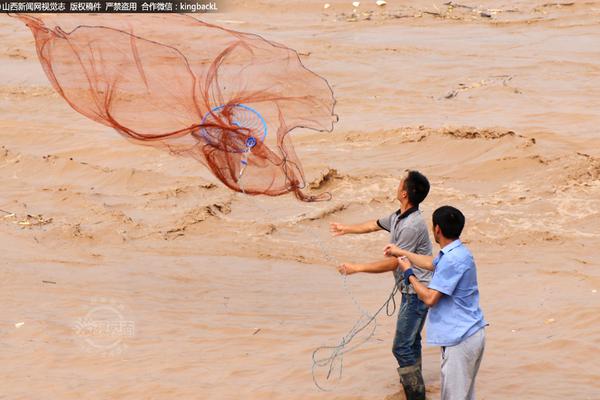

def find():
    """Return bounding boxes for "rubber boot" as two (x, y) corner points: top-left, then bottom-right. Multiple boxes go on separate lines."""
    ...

(397, 364), (426, 400)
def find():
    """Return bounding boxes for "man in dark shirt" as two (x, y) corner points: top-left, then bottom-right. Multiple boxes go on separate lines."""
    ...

(330, 170), (432, 400)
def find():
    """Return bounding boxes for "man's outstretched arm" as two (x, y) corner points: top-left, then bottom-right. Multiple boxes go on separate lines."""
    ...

(383, 244), (435, 271)
(330, 220), (381, 236)
(407, 275), (443, 307)
(337, 256), (398, 275)
(397, 257), (443, 307)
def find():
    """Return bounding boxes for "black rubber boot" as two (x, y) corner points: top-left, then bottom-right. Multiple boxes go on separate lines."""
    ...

(397, 364), (426, 400)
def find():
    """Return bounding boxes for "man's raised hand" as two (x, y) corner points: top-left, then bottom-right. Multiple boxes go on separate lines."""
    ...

(383, 244), (405, 257)
(330, 222), (347, 237)
(337, 262), (358, 275)
(397, 256), (411, 272)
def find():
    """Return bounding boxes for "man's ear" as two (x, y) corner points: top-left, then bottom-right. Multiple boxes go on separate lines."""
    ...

(400, 187), (408, 200)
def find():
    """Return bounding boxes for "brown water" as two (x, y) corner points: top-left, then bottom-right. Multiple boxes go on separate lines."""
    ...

(1, 1), (600, 399)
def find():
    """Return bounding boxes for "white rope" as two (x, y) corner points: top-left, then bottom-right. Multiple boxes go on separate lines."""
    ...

(235, 144), (402, 391)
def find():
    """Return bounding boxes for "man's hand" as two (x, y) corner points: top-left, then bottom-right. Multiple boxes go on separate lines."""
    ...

(383, 244), (406, 257)
(337, 263), (360, 275)
(397, 256), (411, 272)
(330, 222), (348, 237)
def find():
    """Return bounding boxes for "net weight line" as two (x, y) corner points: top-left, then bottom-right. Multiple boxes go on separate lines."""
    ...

(231, 134), (403, 392)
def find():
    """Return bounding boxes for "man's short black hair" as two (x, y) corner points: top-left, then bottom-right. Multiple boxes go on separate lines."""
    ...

(432, 206), (465, 239)
(403, 170), (430, 206)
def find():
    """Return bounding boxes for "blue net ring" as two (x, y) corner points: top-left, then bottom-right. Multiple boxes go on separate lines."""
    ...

(246, 136), (257, 148)
(200, 104), (267, 153)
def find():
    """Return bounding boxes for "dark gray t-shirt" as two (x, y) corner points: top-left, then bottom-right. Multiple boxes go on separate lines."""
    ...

(377, 208), (433, 293)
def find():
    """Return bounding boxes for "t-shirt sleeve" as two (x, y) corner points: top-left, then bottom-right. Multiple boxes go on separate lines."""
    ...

(428, 257), (465, 296)
(377, 213), (393, 232)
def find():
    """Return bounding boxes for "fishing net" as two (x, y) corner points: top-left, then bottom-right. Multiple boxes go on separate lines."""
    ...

(12, 13), (338, 201)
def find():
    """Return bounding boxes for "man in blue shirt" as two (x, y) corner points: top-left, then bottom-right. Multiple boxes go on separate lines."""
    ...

(384, 206), (487, 400)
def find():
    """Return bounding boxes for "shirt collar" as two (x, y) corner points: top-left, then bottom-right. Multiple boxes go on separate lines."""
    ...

(440, 239), (462, 255)
(396, 206), (419, 220)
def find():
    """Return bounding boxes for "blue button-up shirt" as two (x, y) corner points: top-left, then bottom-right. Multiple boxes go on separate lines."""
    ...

(426, 239), (487, 347)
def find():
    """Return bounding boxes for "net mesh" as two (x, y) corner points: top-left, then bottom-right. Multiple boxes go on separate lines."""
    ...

(13, 13), (338, 201)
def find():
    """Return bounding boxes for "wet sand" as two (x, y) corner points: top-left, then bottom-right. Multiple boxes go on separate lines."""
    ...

(1, 1), (600, 399)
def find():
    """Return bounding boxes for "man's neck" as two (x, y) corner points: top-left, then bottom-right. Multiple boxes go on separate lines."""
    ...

(400, 202), (415, 214)
(439, 237), (457, 249)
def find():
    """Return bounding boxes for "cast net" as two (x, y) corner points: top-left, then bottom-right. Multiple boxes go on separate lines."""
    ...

(12, 13), (337, 201)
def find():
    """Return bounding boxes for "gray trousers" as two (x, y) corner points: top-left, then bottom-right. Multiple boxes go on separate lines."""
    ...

(440, 328), (485, 400)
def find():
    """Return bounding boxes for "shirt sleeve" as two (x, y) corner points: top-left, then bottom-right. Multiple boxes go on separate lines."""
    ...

(428, 257), (465, 296)
(377, 213), (393, 232)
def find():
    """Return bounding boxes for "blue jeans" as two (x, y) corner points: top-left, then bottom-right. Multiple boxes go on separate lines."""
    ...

(392, 293), (429, 368)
